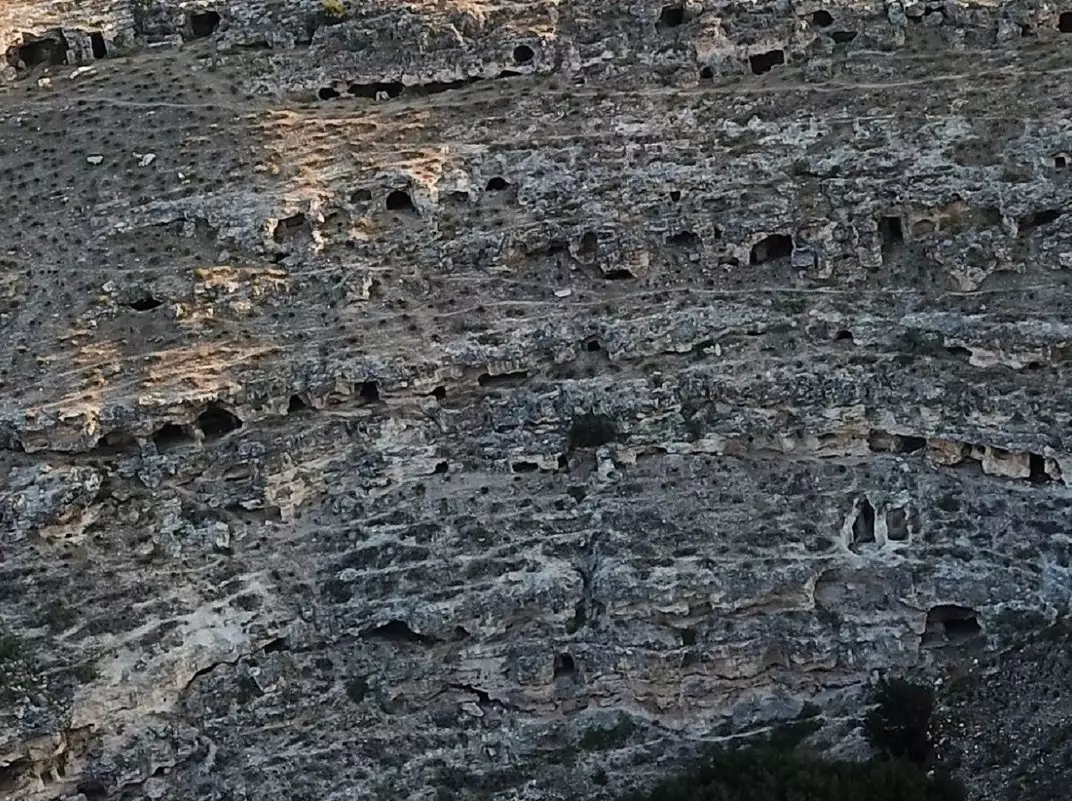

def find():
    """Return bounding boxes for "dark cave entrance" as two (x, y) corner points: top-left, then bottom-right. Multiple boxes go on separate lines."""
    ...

(922, 605), (983, 647)
(189, 10), (221, 38)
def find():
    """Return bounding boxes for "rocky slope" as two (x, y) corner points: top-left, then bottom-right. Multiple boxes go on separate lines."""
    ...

(3, 1), (1072, 799)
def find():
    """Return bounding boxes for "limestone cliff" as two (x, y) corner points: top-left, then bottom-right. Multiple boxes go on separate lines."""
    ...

(2, 1), (1071, 799)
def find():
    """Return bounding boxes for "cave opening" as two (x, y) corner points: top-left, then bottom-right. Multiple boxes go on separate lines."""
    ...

(386, 190), (415, 212)
(749, 49), (785, 75)
(812, 10), (834, 26)
(922, 605), (982, 646)
(879, 216), (904, 252)
(153, 423), (191, 453)
(658, 6), (686, 28)
(553, 652), (577, 678)
(348, 81), (404, 99)
(16, 35), (68, 69)
(749, 233), (793, 264)
(512, 44), (535, 64)
(189, 10), (221, 38)
(197, 404), (243, 439)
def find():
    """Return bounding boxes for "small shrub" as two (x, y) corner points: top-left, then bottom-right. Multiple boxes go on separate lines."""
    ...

(568, 413), (619, 450)
(346, 676), (369, 703)
(622, 743), (964, 801)
(323, 0), (347, 17)
(863, 677), (935, 764)
(44, 600), (77, 633)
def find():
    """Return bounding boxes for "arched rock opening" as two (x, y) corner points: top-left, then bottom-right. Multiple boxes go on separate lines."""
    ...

(189, 10), (221, 39)
(386, 190), (415, 212)
(197, 404), (243, 439)
(512, 44), (534, 64)
(922, 605), (982, 647)
(749, 49), (784, 75)
(750, 233), (793, 264)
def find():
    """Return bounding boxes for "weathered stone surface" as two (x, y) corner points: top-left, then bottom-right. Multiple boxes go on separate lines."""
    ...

(2, 1), (1072, 799)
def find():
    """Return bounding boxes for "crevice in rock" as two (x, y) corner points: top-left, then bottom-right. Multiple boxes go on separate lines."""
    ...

(359, 620), (438, 646)
(1018, 208), (1062, 231)
(477, 370), (528, 388)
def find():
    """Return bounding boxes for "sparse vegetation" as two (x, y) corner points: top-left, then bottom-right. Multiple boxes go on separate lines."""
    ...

(345, 676), (370, 703)
(323, 0), (347, 18)
(606, 681), (963, 801)
(568, 413), (619, 450)
(43, 600), (77, 633)
(620, 743), (965, 801)
(863, 677), (935, 764)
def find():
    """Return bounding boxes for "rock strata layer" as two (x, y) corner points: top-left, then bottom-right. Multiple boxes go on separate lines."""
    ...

(3, 1), (1072, 799)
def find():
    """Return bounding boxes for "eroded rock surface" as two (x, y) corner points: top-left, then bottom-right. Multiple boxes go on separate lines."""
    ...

(2, 1), (1072, 799)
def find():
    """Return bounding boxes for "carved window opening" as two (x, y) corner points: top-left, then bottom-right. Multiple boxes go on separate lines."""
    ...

(359, 381), (381, 402)
(749, 49), (784, 75)
(879, 216), (904, 253)
(886, 507), (909, 541)
(1030, 453), (1052, 483)
(287, 394), (308, 414)
(512, 44), (534, 64)
(318, 86), (340, 100)
(90, 32), (107, 59)
(830, 30), (857, 43)
(852, 497), (876, 545)
(1060, 12), (1072, 32)
(485, 176), (509, 192)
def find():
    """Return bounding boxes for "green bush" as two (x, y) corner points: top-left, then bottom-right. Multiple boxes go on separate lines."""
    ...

(621, 744), (964, 801)
(568, 413), (619, 449)
(863, 678), (935, 764)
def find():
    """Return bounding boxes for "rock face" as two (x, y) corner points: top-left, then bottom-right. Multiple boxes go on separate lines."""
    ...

(2, 1), (1072, 799)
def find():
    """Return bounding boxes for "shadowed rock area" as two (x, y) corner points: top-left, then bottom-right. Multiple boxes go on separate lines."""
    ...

(2, 0), (1072, 799)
